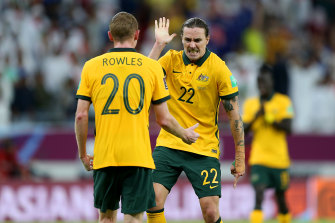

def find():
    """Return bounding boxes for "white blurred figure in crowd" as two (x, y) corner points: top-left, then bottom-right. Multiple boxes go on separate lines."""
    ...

(17, 4), (49, 76)
(0, 56), (15, 130)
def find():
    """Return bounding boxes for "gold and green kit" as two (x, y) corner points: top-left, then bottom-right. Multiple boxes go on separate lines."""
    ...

(243, 93), (294, 168)
(156, 49), (239, 159)
(76, 48), (170, 169)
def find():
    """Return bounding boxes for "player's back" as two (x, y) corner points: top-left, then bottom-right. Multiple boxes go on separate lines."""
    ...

(77, 48), (169, 169)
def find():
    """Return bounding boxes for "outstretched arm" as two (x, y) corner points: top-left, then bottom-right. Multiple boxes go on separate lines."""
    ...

(223, 96), (245, 187)
(153, 101), (199, 144)
(148, 17), (177, 60)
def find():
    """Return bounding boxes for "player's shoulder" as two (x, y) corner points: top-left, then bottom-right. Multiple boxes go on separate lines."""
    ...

(84, 53), (108, 66)
(273, 93), (292, 103)
(162, 49), (183, 58)
(166, 49), (182, 55)
(205, 51), (228, 73)
(139, 53), (162, 67)
(208, 50), (225, 63)
(244, 97), (259, 106)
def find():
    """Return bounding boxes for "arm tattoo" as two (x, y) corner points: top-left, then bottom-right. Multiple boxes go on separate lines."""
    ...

(223, 100), (234, 112)
(224, 96), (238, 112)
(234, 120), (239, 131)
(237, 140), (245, 146)
(231, 96), (237, 102)
(234, 116), (244, 132)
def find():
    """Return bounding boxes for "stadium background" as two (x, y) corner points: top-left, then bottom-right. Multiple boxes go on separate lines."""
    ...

(0, 0), (334, 222)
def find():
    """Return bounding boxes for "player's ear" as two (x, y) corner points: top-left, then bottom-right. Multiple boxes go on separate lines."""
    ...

(181, 34), (185, 44)
(206, 35), (210, 44)
(134, 30), (140, 40)
(108, 31), (114, 41)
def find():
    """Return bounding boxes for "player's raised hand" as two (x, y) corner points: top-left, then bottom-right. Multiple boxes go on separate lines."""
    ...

(182, 123), (200, 145)
(154, 17), (177, 45)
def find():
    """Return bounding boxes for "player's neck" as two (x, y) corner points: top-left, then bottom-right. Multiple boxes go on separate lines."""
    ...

(113, 40), (137, 49)
(260, 91), (274, 101)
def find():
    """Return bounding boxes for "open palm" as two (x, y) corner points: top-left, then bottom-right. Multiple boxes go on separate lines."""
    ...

(155, 17), (177, 45)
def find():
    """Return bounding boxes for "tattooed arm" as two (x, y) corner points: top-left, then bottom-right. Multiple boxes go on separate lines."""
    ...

(223, 96), (245, 185)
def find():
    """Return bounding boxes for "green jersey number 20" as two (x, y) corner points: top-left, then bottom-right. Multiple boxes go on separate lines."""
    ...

(101, 73), (145, 115)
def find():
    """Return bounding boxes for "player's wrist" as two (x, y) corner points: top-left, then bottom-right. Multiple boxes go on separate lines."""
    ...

(79, 154), (87, 159)
(180, 129), (188, 143)
(234, 153), (245, 165)
(154, 41), (168, 49)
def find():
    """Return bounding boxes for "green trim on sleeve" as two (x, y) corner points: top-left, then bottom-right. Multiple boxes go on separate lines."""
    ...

(162, 68), (166, 77)
(152, 95), (171, 105)
(220, 91), (239, 100)
(76, 95), (92, 102)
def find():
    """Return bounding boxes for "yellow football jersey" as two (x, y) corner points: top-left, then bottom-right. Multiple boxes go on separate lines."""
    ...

(156, 49), (239, 159)
(76, 48), (170, 169)
(243, 93), (294, 168)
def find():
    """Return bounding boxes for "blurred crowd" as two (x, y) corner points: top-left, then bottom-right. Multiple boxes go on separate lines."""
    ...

(0, 0), (334, 134)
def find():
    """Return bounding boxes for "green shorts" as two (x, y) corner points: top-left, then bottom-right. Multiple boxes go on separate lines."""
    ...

(250, 165), (290, 191)
(93, 166), (156, 214)
(152, 146), (221, 198)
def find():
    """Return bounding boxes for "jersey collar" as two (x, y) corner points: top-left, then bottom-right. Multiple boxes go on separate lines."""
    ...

(182, 48), (211, 66)
(108, 48), (137, 52)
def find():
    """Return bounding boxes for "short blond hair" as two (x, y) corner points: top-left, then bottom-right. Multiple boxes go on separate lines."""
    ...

(109, 12), (138, 42)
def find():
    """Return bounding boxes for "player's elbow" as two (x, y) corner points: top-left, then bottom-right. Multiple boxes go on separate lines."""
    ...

(75, 111), (89, 122)
(156, 115), (171, 129)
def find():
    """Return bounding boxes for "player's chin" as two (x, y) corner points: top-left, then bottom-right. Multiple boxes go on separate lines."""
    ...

(186, 51), (199, 58)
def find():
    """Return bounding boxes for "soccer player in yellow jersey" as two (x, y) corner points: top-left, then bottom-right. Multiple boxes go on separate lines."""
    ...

(146, 18), (245, 223)
(74, 12), (199, 223)
(243, 64), (294, 223)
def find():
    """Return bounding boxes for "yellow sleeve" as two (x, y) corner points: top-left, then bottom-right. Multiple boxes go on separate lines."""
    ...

(76, 62), (91, 101)
(217, 61), (239, 99)
(242, 99), (254, 124)
(152, 63), (170, 104)
(158, 50), (173, 75)
(278, 97), (294, 120)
